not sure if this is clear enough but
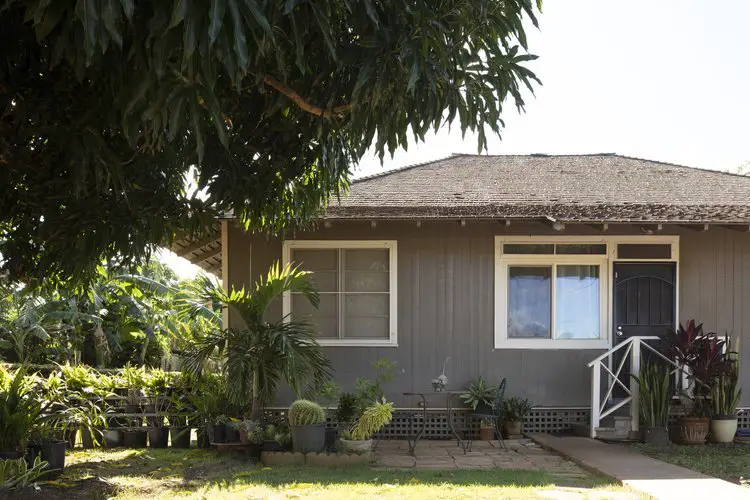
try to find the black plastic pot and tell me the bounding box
[103,429,123,448]
[40,440,67,478]
[148,428,169,448]
[291,424,326,453]
[247,443,262,461]
[170,427,191,448]
[324,427,338,451]
[81,428,102,449]
[123,430,148,448]
[65,428,78,449]
[224,424,240,443]
[0,451,22,460]
[211,424,226,444]
[196,427,211,448]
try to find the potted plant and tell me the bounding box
[340,399,394,453]
[318,381,340,450]
[0,367,42,460]
[711,346,741,443]
[664,320,732,444]
[460,376,499,413]
[479,419,495,441]
[632,359,672,445]
[503,396,533,438]
[288,399,326,453]
[238,419,264,459]
[431,357,450,392]
[262,422,291,451]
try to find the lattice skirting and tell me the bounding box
[264,407,590,439]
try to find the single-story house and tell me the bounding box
[177,153,750,436]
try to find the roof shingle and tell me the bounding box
[326,154,750,223]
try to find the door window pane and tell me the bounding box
[556,265,600,339]
[617,244,671,259]
[508,267,551,338]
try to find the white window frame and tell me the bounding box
[282,240,398,347]
[494,235,679,350]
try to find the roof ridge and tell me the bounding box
[353,153,744,182]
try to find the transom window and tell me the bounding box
[282,241,397,347]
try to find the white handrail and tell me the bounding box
[587,335,661,367]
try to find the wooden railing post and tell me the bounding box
[630,339,641,434]
[590,361,600,438]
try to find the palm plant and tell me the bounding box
[183,262,331,419]
[0,292,51,363]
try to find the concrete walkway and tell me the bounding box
[530,433,750,500]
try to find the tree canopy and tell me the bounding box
[0,0,541,285]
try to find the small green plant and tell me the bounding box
[632,359,672,427]
[0,456,49,490]
[336,392,358,424]
[242,420,264,445]
[349,399,394,440]
[145,369,171,397]
[712,349,741,417]
[288,399,325,426]
[0,367,42,453]
[353,358,397,417]
[503,397,533,422]
[58,362,95,392]
[460,376,499,411]
[480,419,495,428]
[318,381,340,407]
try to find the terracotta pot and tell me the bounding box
[503,421,523,438]
[711,416,738,443]
[479,426,494,441]
[678,417,709,444]
[340,438,373,453]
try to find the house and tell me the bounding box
[174,153,750,436]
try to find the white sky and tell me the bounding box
[162,0,750,279]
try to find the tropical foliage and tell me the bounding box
[183,262,331,419]
[633,359,672,428]
[1,0,542,286]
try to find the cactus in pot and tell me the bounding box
[288,400,326,453]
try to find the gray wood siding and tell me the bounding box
[226,222,750,407]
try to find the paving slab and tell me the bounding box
[530,433,750,500]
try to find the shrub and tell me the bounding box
[288,399,325,426]
[503,396,533,422]
[350,399,393,440]
[0,456,48,490]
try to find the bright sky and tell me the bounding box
[162,0,750,279]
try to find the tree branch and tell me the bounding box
[262,75,352,119]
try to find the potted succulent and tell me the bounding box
[263,422,291,451]
[340,399,394,453]
[503,396,533,438]
[632,359,672,445]
[711,346,741,443]
[479,419,495,441]
[432,357,450,392]
[238,419,264,459]
[461,376,499,414]
[288,399,327,453]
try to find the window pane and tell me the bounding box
[556,265,600,339]
[292,293,337,338]
[344,294,389,339]
[344,249,389,292]
[556,244,607,255]
[617,244,671,259]
[508,267,551,338]
[292,249,338,292]
[504,244,554,255]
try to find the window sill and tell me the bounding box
[317,340,398,347]
[494,338,610,350]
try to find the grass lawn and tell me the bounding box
[7,448,645,499]
[630,443,750,485]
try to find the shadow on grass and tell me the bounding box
[33,448,611,499]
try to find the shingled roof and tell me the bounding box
[326,154,750,223]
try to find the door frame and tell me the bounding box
[607,235,680,349]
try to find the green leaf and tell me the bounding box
[227,0,249,70]
[168,0,186,29]
[208,0,226,45]
[74,0,100,65]
[101,0,123,47]
[242,0,273,39]
[119,0,134,20]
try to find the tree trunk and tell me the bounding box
[250,370,262,421]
